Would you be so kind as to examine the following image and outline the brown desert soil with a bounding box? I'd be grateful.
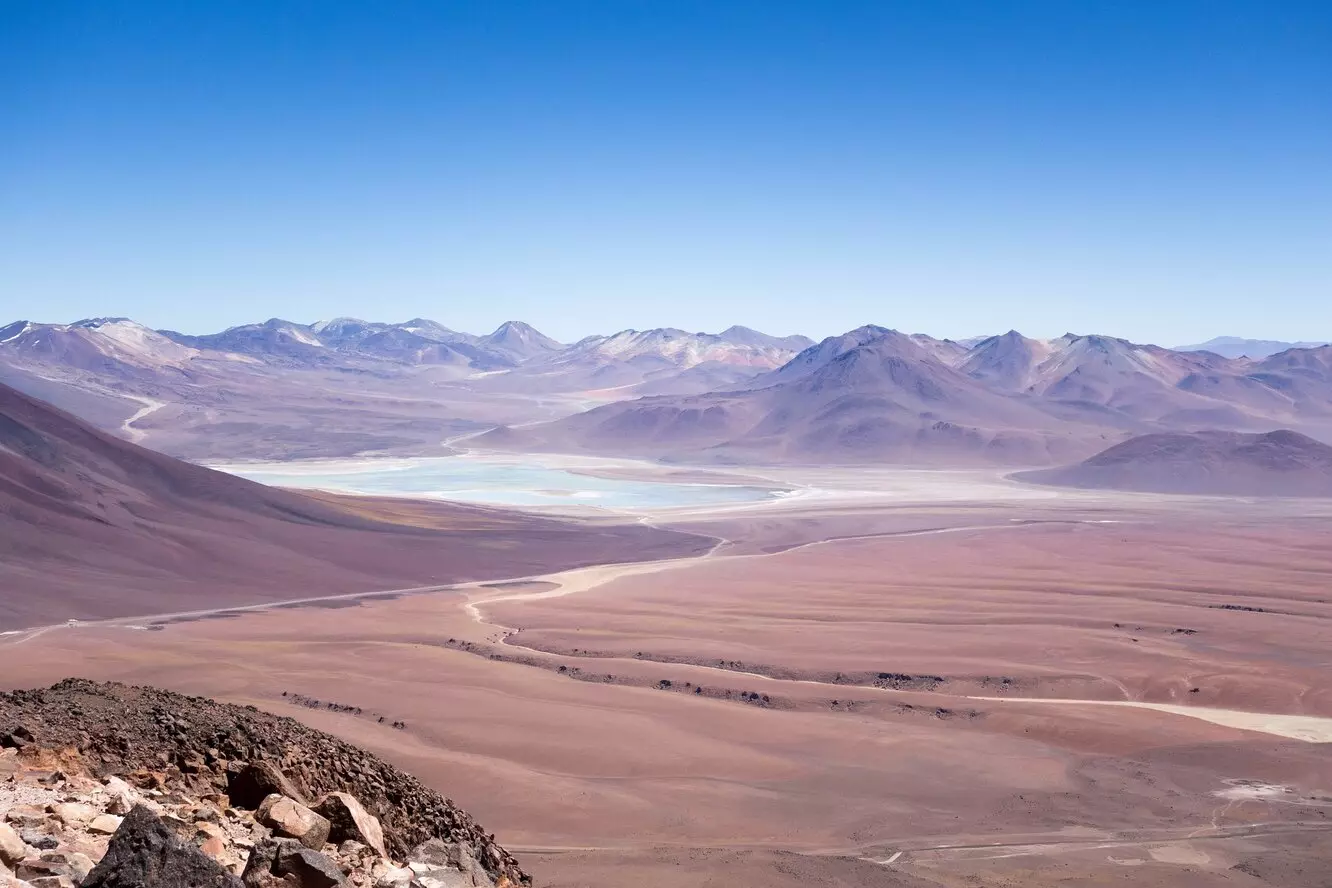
[3,503,1332,887]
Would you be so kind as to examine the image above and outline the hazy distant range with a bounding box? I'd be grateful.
[1173,336,1330,359]
[1,316,1331,472]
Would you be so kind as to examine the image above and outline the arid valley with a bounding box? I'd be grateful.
[7,10,1332,887]
[4,450,1331,887]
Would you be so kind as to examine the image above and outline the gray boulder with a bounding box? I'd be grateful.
[273,846,349,888]
[241,837,300,888]
[244,838,348,888]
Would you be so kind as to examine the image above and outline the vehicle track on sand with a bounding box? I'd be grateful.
[506,820,1332,860]
[12,516,1329,744]
[461,519,1091,622]
[120,394,167,443]
[464,520,1332,745]
[0,520,1083,645]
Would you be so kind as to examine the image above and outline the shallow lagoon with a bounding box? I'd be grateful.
[217,454,785,511]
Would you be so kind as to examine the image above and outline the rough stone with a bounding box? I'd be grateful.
[197,834,224,859]
[227,762,307,810]
[28,851,95,882]
[102,777,140,815]
[273,845,350,888]
[0,824,27,867]
[80,806,243,888]
[14,857,71,883]
[197,821,228,841]
[372,861,414,887]
[315,793,386,858]
[408,841,493,888]
[257,795,331,850]
[89,814,124,835]
[241,837,301,888]
[26,877,75,888]
[0,726,33,749]
[3,807,46,830]
[48,802,97,826]
[413,874,474,888]
[20,831,59,850]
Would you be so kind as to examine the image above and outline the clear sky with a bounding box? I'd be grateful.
[2,1,1329,345]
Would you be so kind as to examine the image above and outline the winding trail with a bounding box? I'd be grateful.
[964,696,1332,743]
[463,519,1332,745]
[8,511,1331,744]
[461,519,1087,624]
[119,394,167,443]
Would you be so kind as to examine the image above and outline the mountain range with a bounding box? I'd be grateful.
[3,317,1331,465]
[482,328,1332,465]
[0,317,814,459]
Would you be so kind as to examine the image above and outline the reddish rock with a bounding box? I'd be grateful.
[0,823,29,867]
[257,796,330,850]
[314,793,385,858]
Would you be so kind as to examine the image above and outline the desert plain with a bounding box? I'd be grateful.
[3,465,1331,887]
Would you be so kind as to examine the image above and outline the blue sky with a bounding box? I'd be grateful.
[2,1,1329,344]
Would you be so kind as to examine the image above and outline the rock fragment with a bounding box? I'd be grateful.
[240,837,300,888]
[102,777,140,815]
[0,824,29,867]
[257,794,331,849]
[227,762,307,810]
[316,792,387,857]
[272,845,350,888]
[48,802,97,827]
[408,840,494,888]
[89,814,124,835]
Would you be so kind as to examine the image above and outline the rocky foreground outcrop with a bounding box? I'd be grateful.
[0,680,528,887]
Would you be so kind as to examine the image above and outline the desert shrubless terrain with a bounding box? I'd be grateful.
[4,477,1332,887]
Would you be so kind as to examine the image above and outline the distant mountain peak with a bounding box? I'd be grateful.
[480,321,563,358]
[1174,336,1330,359]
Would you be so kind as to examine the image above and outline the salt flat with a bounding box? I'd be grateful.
[212,451,788,511]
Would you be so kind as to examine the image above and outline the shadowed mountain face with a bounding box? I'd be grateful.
[0,382,707,629]
[1014,429,1332,496]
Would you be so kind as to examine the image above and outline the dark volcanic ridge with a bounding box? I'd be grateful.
[1014,429,1332,496]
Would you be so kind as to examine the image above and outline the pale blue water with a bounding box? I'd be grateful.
[220,456,784,511]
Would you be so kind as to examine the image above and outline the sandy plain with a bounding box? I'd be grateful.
[3,465,1332,887]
